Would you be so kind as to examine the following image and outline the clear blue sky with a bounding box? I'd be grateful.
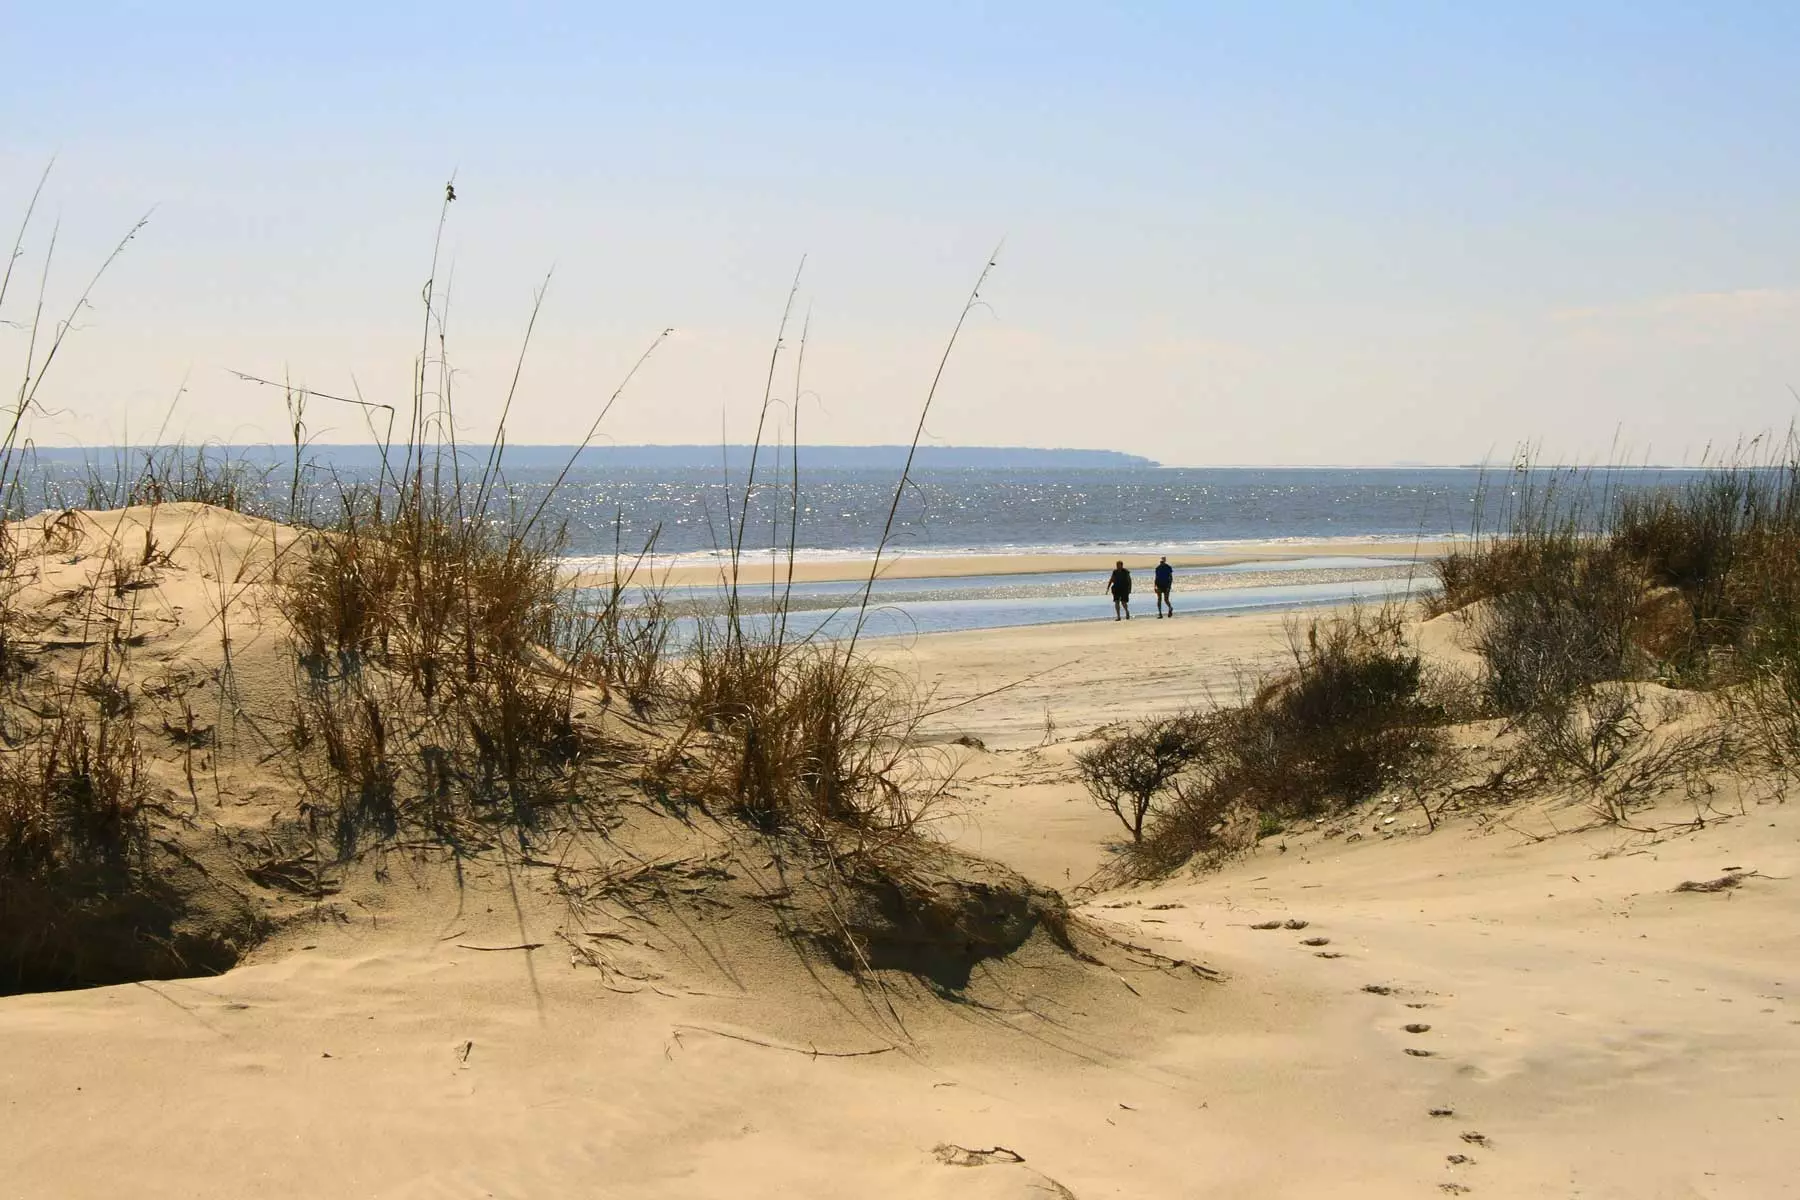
[5,2,1799,464]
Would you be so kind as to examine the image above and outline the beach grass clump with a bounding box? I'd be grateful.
[1470,543,1646,715]
[1613,466,1800,656]
[0,698,149,891]
[0,509,148,917]
[58,445,272,517]
[1720,647,1800,777]
[263,211,648,851]
[1215,604,1447,817]
[265,236,950,862]
[667,622,929,834]
[0,687,254,992]
[575,556,672,715]
[0,628,166,990]
[637,254,998,847]
[1436,449,1800,747]
[1712,579,1800,778]
[1427,537,1564,618]
[279,475,618,854]
[290,678,403,853]
[1119,604,1449,875]
[284,485,567,687]
[0,488,287,991]
[1415,448,1800,816]
[1424,462,1600,619]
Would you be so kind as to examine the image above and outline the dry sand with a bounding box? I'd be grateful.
[870,606,1308,750]
[3,510,1795,1199]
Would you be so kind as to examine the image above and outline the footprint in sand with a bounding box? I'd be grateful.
[1405,1048,1436,1057]
[1405,1023,1432,1034]
[1300,936,1331,947]
[1250,920,1284,930]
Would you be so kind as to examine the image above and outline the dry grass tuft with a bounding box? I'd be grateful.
[276,483,615,858]
[1431,447,1800,800]
[663,623,934,837]
[0,698,149,890]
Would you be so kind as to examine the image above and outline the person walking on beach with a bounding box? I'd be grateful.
[1106,560,1133,620]
[1153,556,1174,618]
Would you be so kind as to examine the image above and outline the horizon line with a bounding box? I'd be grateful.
[11,442,1735,471]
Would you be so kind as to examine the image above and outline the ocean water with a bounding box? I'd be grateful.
[21,457,1706,562]
[537,464,1695,637]
[19,457,1706,637]
[516,465,1703,565]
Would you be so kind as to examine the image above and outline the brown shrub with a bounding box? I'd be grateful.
[1123,604,1450,876]
[1075,712,1213,843]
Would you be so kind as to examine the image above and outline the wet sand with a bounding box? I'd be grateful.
[583,538,1452,588]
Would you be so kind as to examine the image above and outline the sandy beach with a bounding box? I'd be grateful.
[600,539,1452,588]
[869,606,1309,750]
[2,508,1794,1199]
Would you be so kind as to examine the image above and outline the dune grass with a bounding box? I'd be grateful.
[1432,447,1800,778]
[1432,448,1800,695]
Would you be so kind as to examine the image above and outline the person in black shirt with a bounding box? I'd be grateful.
[1153,556,1174,618]
[1106,561,1133,620]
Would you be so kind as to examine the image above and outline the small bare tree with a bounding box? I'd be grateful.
[1075,713,1209,841]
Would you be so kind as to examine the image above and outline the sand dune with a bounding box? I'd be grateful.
[2,508,1794,1198]
[9,743,1791,1198]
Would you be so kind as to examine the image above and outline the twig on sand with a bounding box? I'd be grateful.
[934,1144,1026,1167]
[1673,869,1765,893]
[670,1023,896,1059]
[454,942,545,951]
[1107,936,1225,981]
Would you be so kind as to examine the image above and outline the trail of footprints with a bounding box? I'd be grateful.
[1249,918,1490,1193]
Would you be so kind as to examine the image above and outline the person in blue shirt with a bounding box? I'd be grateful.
[1105,561,1133,620]
[1153,556,1175,618]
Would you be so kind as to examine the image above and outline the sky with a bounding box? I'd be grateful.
[4,2,1800,466]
